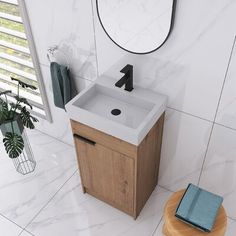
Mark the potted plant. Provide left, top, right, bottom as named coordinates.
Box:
left=0, top=77, right=38, bottom=174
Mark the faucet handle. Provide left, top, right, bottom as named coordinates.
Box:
left=120, top=64, right=133, bottom=74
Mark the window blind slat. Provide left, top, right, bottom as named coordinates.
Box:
left=0, top=0, right=48, bottom=119
left=0, top=90, right=46, bottom=118
left=0, top=52, right=34, bottom=68
left=0, top=40, right=30, bottom=54
left=0, top=0, right=18, bottom=5
left=0, top=62, right=37, bottom=81
left=0, top=11, right=22, bottom=23
left=0, top=81, right=43, bottom=106
left=0, top=73, right=40, bottom=93
left=0, top=26, right=26, bottom=39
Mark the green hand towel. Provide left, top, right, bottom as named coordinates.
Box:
left=50, top=62, right=73, bottom=109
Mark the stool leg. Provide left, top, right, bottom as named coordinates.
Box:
left=162, top=223, right=170, bottom=236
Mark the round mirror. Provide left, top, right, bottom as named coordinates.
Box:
left=96, top=0, right=176, bottom=54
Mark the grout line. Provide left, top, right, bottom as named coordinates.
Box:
left=196, top=123, right=215, bottom=186
left=90, top=0, right=100, bottom=79
left=34, top=129, right=74, bottom=148
left=228, top=216, right=236, bottom=222
left=212, top=35, right=236, bottom=122
left=71, top=72, right=95, bottom=83
left=22, top=169, right=79, bottom=232
left=0, top=213, right=25, bottom=232
left=197, top=35, right=236, bottom=186
left=39, top=62, right=95, bottom=82
left=158, top=184, right=174, bottom=193
left=18, top=229, right=35, bottom=236
left=167, top=106, right=213, bottom=124
left=151, top=216, right=164, bottom=236
left=214, top=122, right=236, bottom=132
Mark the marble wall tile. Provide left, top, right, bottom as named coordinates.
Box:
left=91, top=0, right=126, bottom=75
left=93, top=0, right=236, bottom=121
left=19, top=231, right=34, bottom=236
left=199, top=124, right=236, bottom=219
left=216, top=38, right=236, bottom=130
left=26, top=173, right=172, bottom=236
left=0, top=129, right=78, bottom=228
left=0, top=214, right=23, bottom=236
left=25, top=0, right=98, bottom=81
left=159, top=108, right=212, bottom=191
left=35, top=65, right=92, bottom=145
left=21, top=0, right=97, bottom=144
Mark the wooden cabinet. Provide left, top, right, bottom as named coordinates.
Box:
left=71, top=112, right=165, bottom=219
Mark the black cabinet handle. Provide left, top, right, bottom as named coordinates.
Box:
left=73, top=134, right=96, bottom=146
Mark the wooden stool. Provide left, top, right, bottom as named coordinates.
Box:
left=163, top=190, right=227, bottom=236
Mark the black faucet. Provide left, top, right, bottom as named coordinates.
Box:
left=115, top=64, right=133, bottom=92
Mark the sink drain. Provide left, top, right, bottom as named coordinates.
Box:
left=111, top=109, right=121, bottom=116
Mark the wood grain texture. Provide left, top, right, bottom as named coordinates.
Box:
left=163, top=190, right=227, bottom=236
left=71, top=120, right=137, bottom=158
left=135, top=113, right=165, bottom=218
left=71, top=112, right=165, bottom=218
left=74, top=137, right=134, bottom=214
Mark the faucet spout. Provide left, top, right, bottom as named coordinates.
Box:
left=115, top=64, right=133, bottom=92
left=115, top=75, right=128, bottom=88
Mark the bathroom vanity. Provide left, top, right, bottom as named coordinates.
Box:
left=66, top=76, right=167, bottom=218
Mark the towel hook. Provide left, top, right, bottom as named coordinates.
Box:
left=47, top=45, right=70, bottom=69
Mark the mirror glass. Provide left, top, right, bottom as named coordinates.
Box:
left=96, top=0, right=176, bottom=54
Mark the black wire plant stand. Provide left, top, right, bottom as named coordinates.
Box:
left=0, top=77, right=38, bottom=175
left=12, top=129, right=36, bottom=175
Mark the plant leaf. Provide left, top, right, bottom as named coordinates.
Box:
left=3, top=132, right=24, bottom=159
left=0, top=98, right=9, bottom=123
left=20, top=107, right=38, bottom=129
left=10, top=102, right=23, bottom=111
left=11, top=77, right=37, bottom=90
left=0, top=90, right=12, bottom=96
left=14, top=96, right=33, bottom=109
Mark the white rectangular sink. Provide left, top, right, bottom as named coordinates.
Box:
left=66, top=76, right=167, bottom=145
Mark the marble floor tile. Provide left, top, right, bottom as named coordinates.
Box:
left=153, top=218, right=164, bottom=236
left=154, top=218, right=234, bottom=236
left=26, top=173, right=172, bottom=236
left=0, top=129, right=78, bottom=228
left=0, top=214, right=23, bottom=236
left=199, top=124, right=236, bottom=219
left=226, top=218, right=236, bottom=236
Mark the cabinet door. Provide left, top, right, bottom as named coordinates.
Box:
left=74, top=135, right=134, bottom=214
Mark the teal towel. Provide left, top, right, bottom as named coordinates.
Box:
left=175, top=184, right=223, bottom=232
left=50, top=62, right=73, bottom=109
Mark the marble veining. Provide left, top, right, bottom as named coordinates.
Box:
left=216, top=36, right=236, bottom=130
left=154, top=217, right=235, bottom=236
left=2, top=0, right=235, bottom=234
left=95, top=0, right=236, bottom=121
left=0, top=127, right=235, bottom=235
left=26, top=173, right=172, bottom=236
left=97, top=0, right=173, bottom=53
left=158, top=108, right=212, bottom=191
left=199, top=124, right=236, bottom=220
left=0, top=129, right=78, bottom=228
left=24, top=0, right=98, bottom=81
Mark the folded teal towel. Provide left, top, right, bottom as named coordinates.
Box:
left=175, top=184, right=223, bottom=232
left=50, top=62, right=74, bottom=109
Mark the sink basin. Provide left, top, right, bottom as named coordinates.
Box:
left=66, top=77, right=167, bottom=145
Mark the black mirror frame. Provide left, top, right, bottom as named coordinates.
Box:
left=96, top=0, right=177, bottom=55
